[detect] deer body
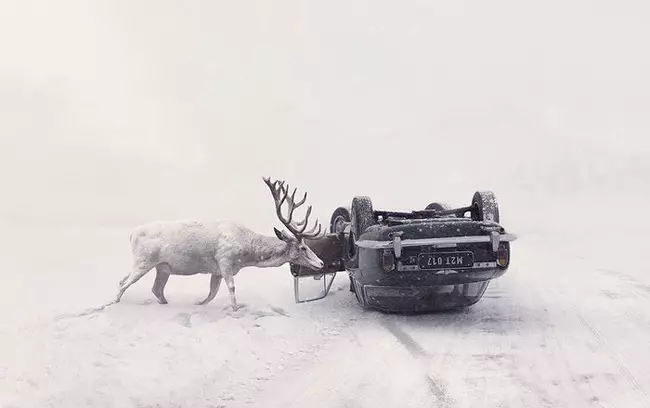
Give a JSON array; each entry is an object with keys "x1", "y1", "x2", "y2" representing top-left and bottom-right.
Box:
[
  {"x1": 130, "y1": 220, "x2": 294, "y2": 275},
  {"x1": 114, "y1": 178, "x2": 325, "y2": 310}
]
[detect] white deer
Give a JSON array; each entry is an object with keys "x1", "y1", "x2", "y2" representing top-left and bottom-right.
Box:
[{"x1": 114, "y1": 177, "x2": 325, "y2": 310}]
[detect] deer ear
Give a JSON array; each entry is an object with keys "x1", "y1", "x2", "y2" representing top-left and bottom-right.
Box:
[
  {"x1": 274, "y1": 227, "x2": 287, "y2": 241},
  {"x1": 275, "y1": 228, "x2": 296, "y2": 242}
]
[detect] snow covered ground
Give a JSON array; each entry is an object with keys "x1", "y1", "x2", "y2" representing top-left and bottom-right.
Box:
[
  {"x1": 2, "y1": 0, "x2": 650, "y2": 407},
  {"x1": 2, "y1": 193, "x2": 650, "y2": 408}
]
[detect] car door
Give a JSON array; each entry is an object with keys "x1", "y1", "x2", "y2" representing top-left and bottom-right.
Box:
[
  {"x1": 290, "y1": 233, "x2": 347, "y2": 277},
  {"x1": 288, "y1": 233, "x2": 347, "y2": 303}
]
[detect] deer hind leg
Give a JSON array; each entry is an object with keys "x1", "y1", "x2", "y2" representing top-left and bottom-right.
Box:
[
  {"x1": 115, "y1": 263, "x2": 153, "y2": 303},
  {"x1": 152, "y1": 264, "x2": 172, "y2": 304},
  {"x1": 196, "y1": 274, "x2": 222, "y2": 306}
]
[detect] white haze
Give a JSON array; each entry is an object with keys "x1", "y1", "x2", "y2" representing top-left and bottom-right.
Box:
[
  {"x1": 1, "y1": 1, "x2": 650, "y2": 407},
  {"x1": 2, "y1": 0, "x2": 649, "y2": 228}
]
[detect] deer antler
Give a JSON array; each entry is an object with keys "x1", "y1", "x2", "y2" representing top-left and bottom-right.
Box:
[{"x1": 263, "y1": 177, "x2": 323, "y2": 239}]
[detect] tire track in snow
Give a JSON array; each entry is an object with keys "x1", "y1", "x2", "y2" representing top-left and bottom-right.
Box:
[
  {"x1": 380, "y1": 318, "x2": 456, "y2": 408},
  {"x1": 533, "y1": 240, "x2": 650, "y2": 401},
  {"x1": 575, "y1": 310, "x2": 648, "y2": 402},
  {"x1": 226, "y1": 311, "x2": 435, "y2": 408}
]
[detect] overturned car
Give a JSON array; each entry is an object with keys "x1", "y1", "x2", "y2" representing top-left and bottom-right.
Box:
[{"x1": 290, "y1": 191, "x2": 517, "y2": 313}]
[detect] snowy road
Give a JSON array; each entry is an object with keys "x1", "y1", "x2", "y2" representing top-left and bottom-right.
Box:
[
  {"x1": 2, "y1": 222, "x2": 650, "y2": 408},
  {"x1": 3, "y1": 0, "x2": 650, "y2": 406}
]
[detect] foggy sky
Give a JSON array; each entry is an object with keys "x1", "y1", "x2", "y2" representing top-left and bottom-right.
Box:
[{"x1": 1, "y1": 0, "x2": 649, "y2": 230}]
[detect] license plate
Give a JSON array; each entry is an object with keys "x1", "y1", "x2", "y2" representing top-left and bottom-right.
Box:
[{"x1": 418, "y1": 251, "x2": 474, "y2": 270}]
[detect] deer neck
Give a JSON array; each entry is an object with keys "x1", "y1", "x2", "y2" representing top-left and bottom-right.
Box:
[{"x1": 245, "y1": 235, "x2": 292, "y2": 268}]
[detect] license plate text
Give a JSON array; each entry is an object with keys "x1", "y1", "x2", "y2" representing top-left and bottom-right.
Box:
[{"x1": 418, "y1": 251, "x2": 474, "y2": 270}]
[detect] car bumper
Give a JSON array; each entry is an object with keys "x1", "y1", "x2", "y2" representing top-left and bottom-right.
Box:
[{"x1": 354, "y1": 266, "x2": 508, "y2": 287}]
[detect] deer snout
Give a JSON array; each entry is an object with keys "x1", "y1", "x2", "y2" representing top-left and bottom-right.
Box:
[{"x1": 307, "y1": 255, "x2": 324, "y2": 270}]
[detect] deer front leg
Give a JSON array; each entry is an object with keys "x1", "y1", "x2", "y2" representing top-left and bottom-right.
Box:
[
  {"x1": 222, "y1": 272, "x2": 243, "y2": 311},
  {"x1": 196, "y1": 274, "x2": 222, "y2": 306}
]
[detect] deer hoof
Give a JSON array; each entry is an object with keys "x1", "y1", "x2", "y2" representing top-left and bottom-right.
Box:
[
  {"x1": 224, "y1": 303, "x2": 247, "y2": 311},
  {"x1": 153, "y1": 293, "x2": 168, "y2": 304}
]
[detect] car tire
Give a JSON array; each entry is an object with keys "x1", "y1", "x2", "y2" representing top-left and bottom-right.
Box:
[
  {"x1": 351, "y1": 196, "x2": 375, "y2": 240},
  {"x1": 471, "y1": 191, "x2": 500, "y2": 223},
  {"x1": 347, "y1": 196, "x2": 376, "y2": 269},
  {"x1": 329, "y1": 206, "x2": 351, "y2": 234}
]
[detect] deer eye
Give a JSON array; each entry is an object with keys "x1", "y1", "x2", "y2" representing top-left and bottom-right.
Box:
[{"x1": 299, "y1": 246, "x2": 307, "y2": 251}]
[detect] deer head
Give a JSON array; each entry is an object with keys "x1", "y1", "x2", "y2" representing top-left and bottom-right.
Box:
[{"x1": 263, "y1": 177, "x2": 325, "y2": 270}]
